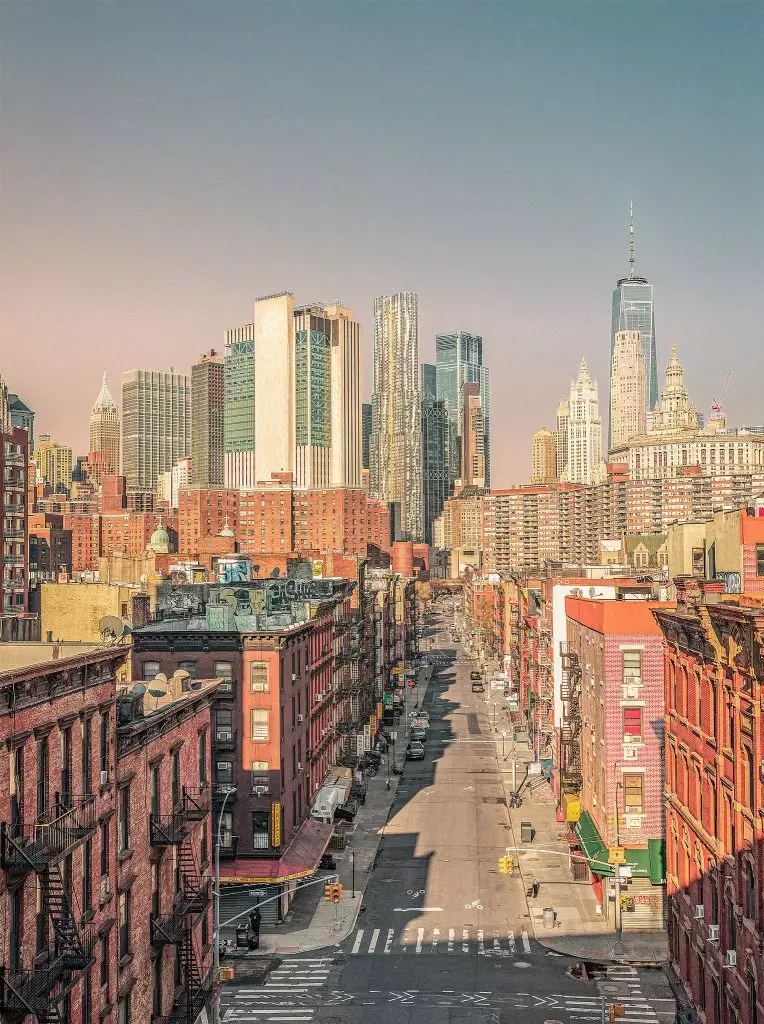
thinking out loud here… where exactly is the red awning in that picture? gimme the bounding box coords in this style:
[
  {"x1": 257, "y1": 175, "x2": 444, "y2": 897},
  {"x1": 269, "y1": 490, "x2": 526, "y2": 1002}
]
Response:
[{"x1": 220, "y1": 820, "x2": 334, "y2": 885}]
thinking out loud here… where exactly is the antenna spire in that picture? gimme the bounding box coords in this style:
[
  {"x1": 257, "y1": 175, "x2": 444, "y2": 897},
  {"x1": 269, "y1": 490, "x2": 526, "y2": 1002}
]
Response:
[{"x1": 628, "y1": 200, "x2": 635, "y2": 278}]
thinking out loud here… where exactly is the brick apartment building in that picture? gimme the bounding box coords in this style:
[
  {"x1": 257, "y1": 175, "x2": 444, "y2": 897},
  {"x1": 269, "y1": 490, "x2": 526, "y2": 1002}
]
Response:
[
  {"x1": 28, "y1": 513, "x2": 73, "y2": 581},
  {"x1": 565, "y1": 597, "x2": 668, "y2": 930},
  {"x1": 654, "y1": 579, "x2": 764, "y2": 1024},
  {"x1": 0, "y1": 642, "x2": 218, "y2": 1024},
  {"x1": 2, "y1": 426, "x2": 30, "y2": 619}
]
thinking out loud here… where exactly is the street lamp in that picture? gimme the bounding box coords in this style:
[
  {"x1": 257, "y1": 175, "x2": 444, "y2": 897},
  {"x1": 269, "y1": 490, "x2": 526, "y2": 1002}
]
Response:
[{"x1": 213, "y1": 786, "x2": 237, "y2": 1021}]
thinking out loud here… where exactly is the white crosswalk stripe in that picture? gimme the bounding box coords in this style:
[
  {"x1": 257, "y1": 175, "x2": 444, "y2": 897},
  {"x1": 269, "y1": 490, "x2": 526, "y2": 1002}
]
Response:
[
  {"x1": 225, "y1": 958, "x2": 332, "y2": 1023},
  {"x1": 347, "y1": 925, "x2": 528, "y2": 956}
]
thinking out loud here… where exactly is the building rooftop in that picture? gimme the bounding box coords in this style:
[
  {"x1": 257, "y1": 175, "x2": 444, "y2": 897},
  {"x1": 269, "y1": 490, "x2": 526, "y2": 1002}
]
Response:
[{"x1": 0, "y1": 641, "x2": 102, "y2": 673}]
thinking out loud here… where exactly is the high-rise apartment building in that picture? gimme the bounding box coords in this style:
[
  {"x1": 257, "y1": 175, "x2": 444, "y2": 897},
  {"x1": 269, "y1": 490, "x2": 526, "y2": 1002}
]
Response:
[
  {"x1": 121, "y1": 369, "x2": 191, "y2": 492},
  {"x1": 254, "y1": 293, "x2": 295, "y2": 485},
  {"x1": 191, "y1": 349, "x2": 225, "y2": 488},
  {"x1": 461, "y1": 382, "x2": 486, "y2": 488},
  {"x1": 89, "y1": 372, "x2": 120, "y2": 477},
  {"x1": 421, "y1": 363, "x2": 451, "y2": 545},
  {"x1": 1, "y1": 424, "x2": 29, "y2": 614},
  {"x1": 555, "y1": 400, "x2": 570, "y2": 480},
  {"x1": 609, "y1": 205, "x2": 657, "y2": 445},
  {"x1": 566, "y1": 359, "x2": 603, "y2": 485},
  {"x1": 224, "y1": 322, "x2": 256, "y2": 489},
  {"x1": 370, "y1": 292, "x2": 423, "y2": 540},
  {"x1": 435, "y1": 331, "x2": 490, "y2": 487},
  {"x1": 34, "y1": 434, "x2": 73, "y2": 493},
  {"x1": 609, "y1": 329, "x2": 646, "y2": 450},
  {"x1": 361, "y1": 403, "x2": 372, "y2": 471},
  {"x1": 7, "y1": 394, "x2": 34, "y2": 452},
  {"x1": 531, "y1": 426, "x2": 556, "y2": 483}
]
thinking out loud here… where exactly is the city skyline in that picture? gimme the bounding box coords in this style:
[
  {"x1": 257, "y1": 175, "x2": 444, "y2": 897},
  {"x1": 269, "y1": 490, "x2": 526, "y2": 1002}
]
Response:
[{"x1": 1, "y1": 3, "x2": 761, "y2": 484}]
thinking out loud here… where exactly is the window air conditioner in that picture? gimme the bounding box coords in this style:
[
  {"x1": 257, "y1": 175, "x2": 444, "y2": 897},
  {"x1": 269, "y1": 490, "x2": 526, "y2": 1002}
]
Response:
[
  {"x1": 624, "y1": 747, "x2": 638, "y2": 759},
  {"x1": 292, "y1": 673, "x2": 297, "y2": 681},
  {"x1": 100, "y1": 876, "x2": 111, "y2": 902},
  {"x1": 217, "y1": 731, "x2": 232, "y2": 742},
  {"x1": 297, "y1": 714, "x2": 304, "y2": 723},
  {"x1": 100, "y1": 770, "x2": 109, "y2": 786},
  {"x1": 297, "y1": 762, "x2": 303, "y2": 772},
  {"x1": 724, "y1": 950, "x2": 737, "y2": 968},
  {"x1": 254, "y1": 786, "x2": 269, "y2": 797},
  {"x1": 694, "y1": 905, "x2": 704, "y2": 920},
  {"x1": 708, "y1": 924, "x2": 720, "y2": 941},
  {"x1": 622, "y1": 685, "x2": 639, "y2": 700}
]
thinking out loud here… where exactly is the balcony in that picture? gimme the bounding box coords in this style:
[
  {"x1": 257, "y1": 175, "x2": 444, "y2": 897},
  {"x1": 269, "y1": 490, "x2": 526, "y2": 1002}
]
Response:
[
  {"x1": 3, "y1": 480, "x2": 25, "y2": 493},
  {"x1": 1, "y1": 795, "x2": 97, "y2": 874},
  {"x1": 3, "y1": 451, "x2": 25, "y2": 466},
  {"x1": 156, "y1": 968, "x2": 214, "y2": 1024},
  {"x1": 3, "y1": 530, "x2": 24, "y2": 541},
  {"x1": 212, "y1": 729, "x2": 237, "y2": 752},
  {"x1": 150, "y1": 814, "x2": 187, "y2": 846},
  {"x1": 3, "y1": 555, "x2": 24, "y2": 567},
  {"x1": 151, "y1": 907, "x2": 187, "y2": 946},
  {"x1": 180, "y1": 788, "x2": 210, "y2": 823}
]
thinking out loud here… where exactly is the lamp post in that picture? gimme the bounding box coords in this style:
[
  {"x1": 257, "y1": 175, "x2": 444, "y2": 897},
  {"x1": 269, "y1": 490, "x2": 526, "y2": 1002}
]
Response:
[{"x1": 213, "y1": 786, "x2": 237, "y2": 1023}]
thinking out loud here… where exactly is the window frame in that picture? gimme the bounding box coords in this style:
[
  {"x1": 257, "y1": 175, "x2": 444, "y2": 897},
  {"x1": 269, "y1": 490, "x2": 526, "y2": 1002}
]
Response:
[{"x1": 622, "y1": 773, "x2": 645, "y2": 815}]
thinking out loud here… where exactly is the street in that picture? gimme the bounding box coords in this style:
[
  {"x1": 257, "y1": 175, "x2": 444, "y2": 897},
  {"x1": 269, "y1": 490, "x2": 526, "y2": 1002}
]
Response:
[{"x1": 223, "y1": 604, "x2": 676, "y2": 1024}]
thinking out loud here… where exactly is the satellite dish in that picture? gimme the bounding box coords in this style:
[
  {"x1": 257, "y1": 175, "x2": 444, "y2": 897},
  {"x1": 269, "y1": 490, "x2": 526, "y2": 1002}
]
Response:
[
  {"x1": 148, "y1": 688, "x2": 166, "y2": 699},
  {"x1": 173, "y1": 669, "x2": 190, "y2": 681},
  {"x1": 131, "y1": 683, "x2": 146, "y2": 697},
  {"x1": 153, "y1": 673, "x2": 168, "y2": 686},
  {"x1": 99, "y1": 615, "x2": 126, "y2": 643}
]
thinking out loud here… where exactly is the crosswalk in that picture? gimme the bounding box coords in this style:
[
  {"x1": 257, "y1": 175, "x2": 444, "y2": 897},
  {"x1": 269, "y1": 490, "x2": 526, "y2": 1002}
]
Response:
[
  {"x1": 223, "y1": 957, "x2": 332, "y2": 1023},
  {"x1": 348, "y1": 925, "x2": 532, "y2": 956}
]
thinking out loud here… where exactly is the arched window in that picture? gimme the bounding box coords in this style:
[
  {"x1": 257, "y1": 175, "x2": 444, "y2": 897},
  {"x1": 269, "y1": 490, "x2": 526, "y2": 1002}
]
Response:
[
  {"x1": 746, "y1": 860, "x2": 756, "y2": 921},
  {"x1": 729, "y1": 893, "x2": 737, "y2": 952}
]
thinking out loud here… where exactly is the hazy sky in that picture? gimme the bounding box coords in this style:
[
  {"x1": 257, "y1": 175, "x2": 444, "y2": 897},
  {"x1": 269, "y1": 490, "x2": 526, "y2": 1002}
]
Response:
[{"x1": 1, "y1": 1, "x2": 762, "y2": 483}]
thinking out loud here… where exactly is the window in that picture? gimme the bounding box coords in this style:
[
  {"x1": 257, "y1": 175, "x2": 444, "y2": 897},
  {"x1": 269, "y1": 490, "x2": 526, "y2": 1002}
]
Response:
[
  {"x1": 214, "y1": 661, "x2": 233, "y2": 693},
  {"x1": 83, "y1": 839, "x2": 92, "y2": 914},
  {"x1": 100, "y1": 822, "x2": 110, "y2": 879},
  {"x1": 118, "y1": 890, "x2": 131, "y2": 959},
  {"x1": 199, "y1": 730, "x2": 207, "y2": 784},
  {"x1": 36, "y1": 876, "x2": 48, "y2": 955},
  {"x1": 251, "y1": 709, "x2": 269, "y2": 741},
  {"x1": 250, "y1": 662, "x2": 269, "y2": 692},
  {"x1": 100, "y1": 934, "x2": 109, "y2": 994},
  {"x1": 757, "y1": 545, "x2": 764, "y2": 578},
  {"x1": 61, "y1": 726, "x2": 72, "y2": 804},
  {"x1": 117, "y1": 993, "x2": 130, "y2": 1024},
  {"x1": 201, "y1": 821, "x2": 209, "y2": 867},
  {"x1": 142, "y1": 661, "x2": 160, "y2": 682},
  {"x1": 728, "y1": 702, "x2": 736, "y2": 751},
  {"x1": 201, "y1": 911, "x2": 209, "y2": 949},
  {"x1": 36, "y1": 737, "x2": 49, "y2": 817},
  {"x1": 709, "y1": 680, "x2": 717, "y2": 739},
  {"x1": 746, "y1": 861, "x2": 756, "y2": 920},
  {"x1": 252, "y1": 811, "x2": 270, "y2": 850},
  {"x1": 251, "y1": 760, "x2": 269, "y2": 792},
  {"x1": 215, "y1": 710, "x2": 233, "y2": 742},
  {"x1": 83, "y1": 969, "x2": 92, "y2": 1024},
  {"x1": 749, "y1": 971, "x2": 758, "y2": 1024},
  {"x1": 172, "y1": 749, "x2": 181, "y2": 808},
  {"x1": 215, "y1": 761, "x2": 234, "y2": 786},
  {"x1": 151, "y1": 862, "x2": 160, "y2": 920},
  {"x1": 747, "y1": 748, "x2": 756, "y2": 811},
  {"x1": 219, "y1": 811, "x2": 233, "y2": 848},
  {"x1": 623, "y1": 774, "x2": 644, "y2": 814},
  {"x1": 622, "y1": 650, "x2": 641, "y2": 682},
  {"x1": 100, "y1": 713, "x2": 109, "y2": 774},
  {"x1": 692, "y1": 547, "x2": 705, "y2": 576},
  {"x1": 152, "y1": 957, "x2": 162, "y2": 1020},
  {"x1": 623, "y1": 707, "x2": 643, "y2": 743},
  {"x1": 118, "y1": 785, "x2": 130, "y2": 853},
  {"x1": 179, "y1": 660, "x2": 197, "y2": 678},
  {"x1": 82, "y1": 717, "x2": 92, "y2": 795}
]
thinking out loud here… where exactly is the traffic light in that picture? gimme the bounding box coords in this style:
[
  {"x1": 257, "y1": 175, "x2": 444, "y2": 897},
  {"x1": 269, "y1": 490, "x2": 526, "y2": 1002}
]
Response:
[
  {"x1": 609, "y1": 1005, "x2": 625, "y2": 1022},
  {"x1": 499, "y1": 856, "x2": 514, "y2": 875},
  {"x1": 324, "y1": 882, "x2": 344, "y2": 903}
]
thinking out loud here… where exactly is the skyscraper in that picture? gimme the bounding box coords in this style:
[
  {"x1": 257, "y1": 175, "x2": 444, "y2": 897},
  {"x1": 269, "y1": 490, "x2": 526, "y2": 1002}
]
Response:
[
  {"x1": 361, "y1": 403, "x2": 372, "y2": 471},
  {"x1": 609, "y1": 330, "x2": 646, "y2": 450},
  {"x1": 421, "y1": 363, "x2": 451, "y2": 546},
  {"x1": 461, "y1": 382, "x2": 486, "y2": 488},
  {"x1": 121, "y1": 370, "x2": 191, "y2": 492},
  {"x1": 531, "y1": 427, "x2": 556, "y2": 483},
  {"x1": 370, "y1": 292, "x2": 423, "y2": 541},
  {"x1": 34, "y1": 434, "x2": 73, "y2": 493},
  {"x1": 435, "y1": 331, "x2": 490, "y2": 487},
  {"x1": 650, "y1": 345, "x2": 699, "y2": 433},
  {"x1": 224, "y1": 323, "x2": 256, "y2": 489},
  {"x1": 89, "y1": 373, "x2": 120, "y2": 477},
  {"x1": 610, "y1": 204, "x2": 657, "y2": 446},
  {"x1": 191, "y1": 350, "x2": 225, "y2": 488},
  {"x1": 566, "y1": 359, "x2": 603, "y2": 485},
  {"x1": 7, "y1": 394, "x2": 34, "y2": 452}
]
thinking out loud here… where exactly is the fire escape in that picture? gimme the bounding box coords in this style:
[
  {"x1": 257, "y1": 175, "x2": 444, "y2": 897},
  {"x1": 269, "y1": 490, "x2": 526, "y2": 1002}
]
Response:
[
  {"x1": 533, "y1": 627, "x2": 554, "y2": 754},
  {"x1": 334, "y1": 611, "x2": 369, "y2": 762},
  {"x1": 150, "y1": 788, "x2": 213, "y2": 1024},
  {"x1": 559, "y1": 642, "x2": 583, "y2": 794},
  {"x1": 0, "y1": 794, "x2": 97, "y2": 1024}
]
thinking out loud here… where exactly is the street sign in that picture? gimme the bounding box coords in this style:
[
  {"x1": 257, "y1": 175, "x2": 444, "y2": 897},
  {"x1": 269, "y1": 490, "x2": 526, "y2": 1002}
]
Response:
[
  {"x1": 383, "y1": 694, "x2": 393, "y2": 709},
  {"x1": 608, "y1": 846, "x2": 626, "y2": 865}
]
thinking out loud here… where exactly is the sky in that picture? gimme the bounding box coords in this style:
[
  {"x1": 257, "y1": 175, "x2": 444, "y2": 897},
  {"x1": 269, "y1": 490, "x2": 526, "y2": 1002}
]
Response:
[{"x1": 1, "y1": 1, "x2": 762, "y2": 484}]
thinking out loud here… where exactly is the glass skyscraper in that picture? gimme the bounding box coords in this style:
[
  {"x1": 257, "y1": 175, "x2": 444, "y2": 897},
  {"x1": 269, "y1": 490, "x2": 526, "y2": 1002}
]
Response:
[
  {"x1": 435, "y1": 331, "x2": 490, "y2": 487},
  {"x1": 421, "y1": 363, "x2": 452, "y2": 545},
  {"x1": 224, "y1": 323, "x2": 256, "y2": 488}
]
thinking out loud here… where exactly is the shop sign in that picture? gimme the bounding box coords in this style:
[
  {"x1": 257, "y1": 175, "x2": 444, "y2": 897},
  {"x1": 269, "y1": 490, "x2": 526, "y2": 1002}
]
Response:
[{"x1": 271, "y1": 803, "x2": 281, "y2": 847}]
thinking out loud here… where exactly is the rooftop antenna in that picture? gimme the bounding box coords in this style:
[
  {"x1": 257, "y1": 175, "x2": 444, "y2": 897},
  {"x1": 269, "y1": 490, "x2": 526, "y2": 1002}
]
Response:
[{"x1": 628, "y1": 200, "x2": 635, "y2": 278}]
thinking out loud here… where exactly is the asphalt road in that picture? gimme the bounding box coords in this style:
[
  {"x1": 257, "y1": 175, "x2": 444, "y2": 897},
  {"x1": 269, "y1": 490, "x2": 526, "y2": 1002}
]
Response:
[{"x1": 223, "y1": 603, "x2": 676, "y2": 1024}]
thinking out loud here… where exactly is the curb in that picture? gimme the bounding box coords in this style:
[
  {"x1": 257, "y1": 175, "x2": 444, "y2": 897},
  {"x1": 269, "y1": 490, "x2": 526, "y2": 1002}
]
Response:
[{"x1": 535, "y1": 935, "x2": 667, "y2": 967}]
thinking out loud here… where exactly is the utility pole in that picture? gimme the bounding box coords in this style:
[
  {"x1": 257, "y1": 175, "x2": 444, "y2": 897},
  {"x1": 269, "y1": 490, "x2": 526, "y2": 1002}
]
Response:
[{"x1": 613, "y1": 773, "x2": 622, "y2": 947}]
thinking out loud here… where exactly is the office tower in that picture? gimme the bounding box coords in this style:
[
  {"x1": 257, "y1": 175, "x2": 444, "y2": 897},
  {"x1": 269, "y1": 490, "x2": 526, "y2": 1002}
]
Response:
[
  {"x1": 121, "y1": 370, "x2": 191, "y2": 492},
  {"x1": 610, "y1": 204, "x2": 657, "y2": 445},
  {"x1": 292, "y1": 302, "x2": 362, "y2": 489},
  {"x1": 435, "y1": 331, "x2": 491, "y2": 487},
  {"x1": 89, "y1": 372, "x2": 120, "y2": 477},
  {"x1": 555, "y1": 400, "x2": 570, "y2": 480},
  {"x1": 7, "y1": 394, "x2": 34, "y2": 451},
  {"x1": 531, "y1": 427, "x2": 556, "y2": 483},
  {"x1": 609, "y1": 330, "x2": 646, "y2": 450},
  {"x1": 461, "y1": 382, "x2": 486, "y2": 488},
  {"x1": 34, "y1": 434, "x2": 73, "y2": 493},
  {"x1": 566, "y1": 359, "x2": 603, "y2": 485},
  {"x1": 224, "y1": 323, "x2": 256, "y2": 489},
  {"x1": 370, "y1": 292, "x2": 423, "y2": 541},
  {"x1": 191, "y1": 350, "x2": 225, "y2": 488},
  {"x1": 421, "y1": 364, "x2": 451, "y2": 546},
  {"x1": 253, "y1": 292, "x2": 295, "y2": 485},
  {"x1": 650, "y1": 345, "x2": 699, "y2": 433},
  {"x1": 362, "y1": 403, "x2": 372, "y2": 470}
]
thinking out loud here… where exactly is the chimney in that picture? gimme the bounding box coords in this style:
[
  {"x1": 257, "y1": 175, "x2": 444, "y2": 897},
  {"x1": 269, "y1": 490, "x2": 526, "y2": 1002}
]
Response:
[
  {"x1": 673, "y1": 575, "x2": 701, "y2": 612},
  {"x1": 131, "y1": 593, "x2": 151, "y2": 628},
  {"x1": 699, "y1": 579, "x2": 725, "y2": 606}
]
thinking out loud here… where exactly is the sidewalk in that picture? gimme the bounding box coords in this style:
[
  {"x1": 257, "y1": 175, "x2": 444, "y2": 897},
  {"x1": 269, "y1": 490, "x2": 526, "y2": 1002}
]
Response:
[
  {"x1": 491, "y1": 723, "x2": 668, "y2": 965},
  {"x1": 245, "y1": 663, "x2": 434, "y2": 955}
]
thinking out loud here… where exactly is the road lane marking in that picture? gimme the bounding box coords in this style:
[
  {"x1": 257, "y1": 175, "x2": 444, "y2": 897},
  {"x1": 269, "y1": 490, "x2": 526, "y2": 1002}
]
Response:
[
  {"x1": 351, "y1": 930, "x2": 364, "y2": 954},
  {"x1": 416, "y1": 927, "x2": 424, "y2": 953},
  {"x1": 384, "y1": 928, "x2": 394, "y2": 953},
  {"x1": 368, "y1": 928, "x2": 380, "y2": 953}
]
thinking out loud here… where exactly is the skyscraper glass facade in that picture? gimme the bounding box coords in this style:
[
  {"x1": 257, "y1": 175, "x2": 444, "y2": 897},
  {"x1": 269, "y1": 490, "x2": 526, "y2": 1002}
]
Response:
[
  {"x1": 421, "y1": 363, "x2": 452, "y2": 545},
  {"x1": 435, "y1": 332, "x2": 490, "y2": 487},
  {"x1": 224, "y1": 330, "x2": 255, "y2": 454},
  {"x1": 295, "y1": 327, "x2": 331, "y2": 447},
  {"x1": 610, "y1": 276, "x2": 657, "y2": 446}
]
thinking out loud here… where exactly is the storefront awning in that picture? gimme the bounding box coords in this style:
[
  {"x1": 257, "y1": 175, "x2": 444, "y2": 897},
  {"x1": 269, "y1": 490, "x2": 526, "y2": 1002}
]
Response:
[
  {"x1": 575, "y1": 813, "x2": 664, "y2": 884},
  {"x1": 220, "y1": 820, "x2": 334, "y2": 885},
  {"x1": 575, "y1": 811, "x2": 613, "y2": 876}
]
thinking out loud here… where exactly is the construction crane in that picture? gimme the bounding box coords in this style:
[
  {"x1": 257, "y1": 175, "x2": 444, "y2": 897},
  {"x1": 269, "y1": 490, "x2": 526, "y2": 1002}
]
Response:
[{"x1": 711, "y1": 372, "x2": 732, "y2": 418}]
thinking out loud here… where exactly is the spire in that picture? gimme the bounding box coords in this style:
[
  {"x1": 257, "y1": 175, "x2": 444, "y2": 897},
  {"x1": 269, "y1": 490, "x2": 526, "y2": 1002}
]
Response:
[
  {"x1": 93, "y1": 372, "x2": 117, "y2": 411},
  {"x1": 628, "y1": 201, "x2": 635, "y2": 278}
]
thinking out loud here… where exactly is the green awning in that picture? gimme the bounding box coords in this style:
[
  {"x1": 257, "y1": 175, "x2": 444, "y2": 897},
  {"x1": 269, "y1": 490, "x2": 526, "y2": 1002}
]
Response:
[
  {"x1": 647, "y1": 839, "x2": 665, "y2": 885},
  {"x1": 575, "y1": 811, "x2": 613, "y2": 875}
]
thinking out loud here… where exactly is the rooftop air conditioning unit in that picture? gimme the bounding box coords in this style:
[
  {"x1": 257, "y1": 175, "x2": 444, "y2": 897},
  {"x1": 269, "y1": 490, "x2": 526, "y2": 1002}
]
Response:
[
  {"x1": 254, "y1": 785, "x2": 269, "y2": 797},
  {"x1": 100, "y1": 770, "x2": 109, "y2": 787},
  {"x1": 297, "y1": 714, "x2": 304, "y2": 723},
  {"x1": 694, "y1": 905, "x2": 705, "y2": 920},
  {"x1": 724, "y1": 950, "x2": 737, "y2": 968},
  {"x1": 708, "y1": 924, "x2": 720, "y2": 941}
]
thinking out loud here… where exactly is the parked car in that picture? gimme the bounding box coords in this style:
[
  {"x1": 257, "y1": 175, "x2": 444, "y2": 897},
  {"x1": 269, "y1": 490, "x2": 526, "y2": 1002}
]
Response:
[
  {"x1": 405, "y1": 741, "x2": 425, "y2": 761},
  {"x1": 471, "y1": 680, "x2": 485, "y2": 693},
  {"x1": 319, "y1": 853, "x2": 337, "y2": 870},
  {"x1": 335, "y1": 799, "x2": 359, "y2": 822},
  {"x1": 410, "y1": 728, "x2": 427, "y2": 743}
]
